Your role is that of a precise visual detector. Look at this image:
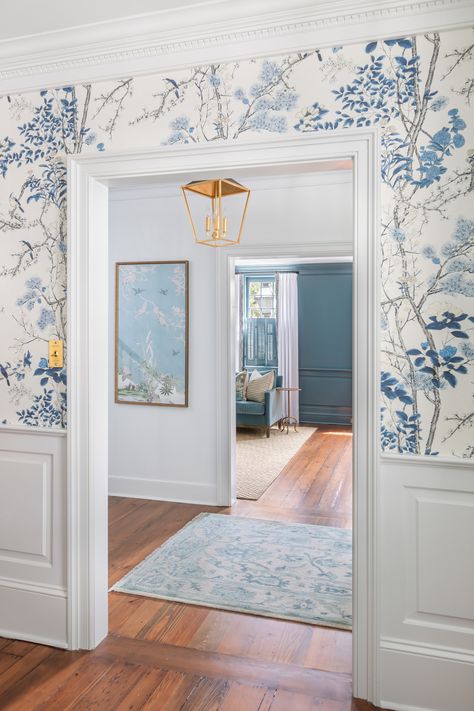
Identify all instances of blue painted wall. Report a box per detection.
[297,263,352,425]
[236,262,353,425]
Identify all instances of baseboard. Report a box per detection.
[0,627,68,649]
[300,415,352,426]
[0,579,67,648]
[109,475,219,505]
[379,644,474,711]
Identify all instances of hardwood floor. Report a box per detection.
[0,425,384,710]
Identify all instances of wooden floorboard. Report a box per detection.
[0,425,387,710]
[96,635,352,699]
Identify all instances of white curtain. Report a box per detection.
[276,272,299,421]
[235,273,244,372]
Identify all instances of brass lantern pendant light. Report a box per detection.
[181,178,250,247]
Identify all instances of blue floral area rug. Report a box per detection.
[111,513,352,629]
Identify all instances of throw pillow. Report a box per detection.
[249,369,261,382]
[235,371,249,400]
[246,370,274,403]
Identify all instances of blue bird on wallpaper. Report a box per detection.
[132,287,145,295]
[160,288,168,295]
[172,349,180,356]
[20,240,34,259]
[0,365,10,387]
[165,78,180,98]
[10,194,24,213]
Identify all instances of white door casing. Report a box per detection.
[67,129,380,702]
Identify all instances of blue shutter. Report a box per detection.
[244,318,277,369]
[257,319,266,362]
[246,318,258,366]
[242,275,278,371]
[267,318,278,368]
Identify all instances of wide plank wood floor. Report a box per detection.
[0,425,385,710]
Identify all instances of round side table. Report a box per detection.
[276,387,302,434]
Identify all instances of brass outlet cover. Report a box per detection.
[48,340,64,368]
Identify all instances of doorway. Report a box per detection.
[230,251,353,506]
[67,131,379,703]
[228,251,354,656]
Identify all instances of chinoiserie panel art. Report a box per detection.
[0,29,473,457]
[115,262,188,407]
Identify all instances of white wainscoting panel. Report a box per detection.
[0,426,67,647]
[379,455,474,711]
[0,452,52,563]
[416,494,474,622]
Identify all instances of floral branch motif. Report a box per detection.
[132,56,310,143]
[295,35,474,454]
[93,78,133,139]
[442,36,474,105]
[0,37,472,458]
[0,85,94,424]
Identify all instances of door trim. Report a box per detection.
[67,129,380,704]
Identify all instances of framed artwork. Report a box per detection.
[115,261,189,406]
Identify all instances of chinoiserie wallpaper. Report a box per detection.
[0,28,473,457]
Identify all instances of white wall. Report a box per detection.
[108,169,353,504]
[108,183,218,504]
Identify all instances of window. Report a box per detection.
[244,276,277,369]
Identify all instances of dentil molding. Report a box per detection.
[0,0,473,95]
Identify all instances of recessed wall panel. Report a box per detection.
[0,452,51,563]
[417,497,474,621]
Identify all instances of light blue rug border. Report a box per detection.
[111,512,352,630]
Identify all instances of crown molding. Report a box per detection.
[0,0,473,96]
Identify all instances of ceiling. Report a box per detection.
[0,0,226,41]
[0,0,387,44]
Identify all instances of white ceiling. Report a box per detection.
[1,0,399,44]
[0,0,226,41]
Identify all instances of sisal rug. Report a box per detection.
[112,513,352,629]
[236,426,316,500]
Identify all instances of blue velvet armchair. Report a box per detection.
[236,372,285,437]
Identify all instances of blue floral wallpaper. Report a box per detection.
[0,28,473,457]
